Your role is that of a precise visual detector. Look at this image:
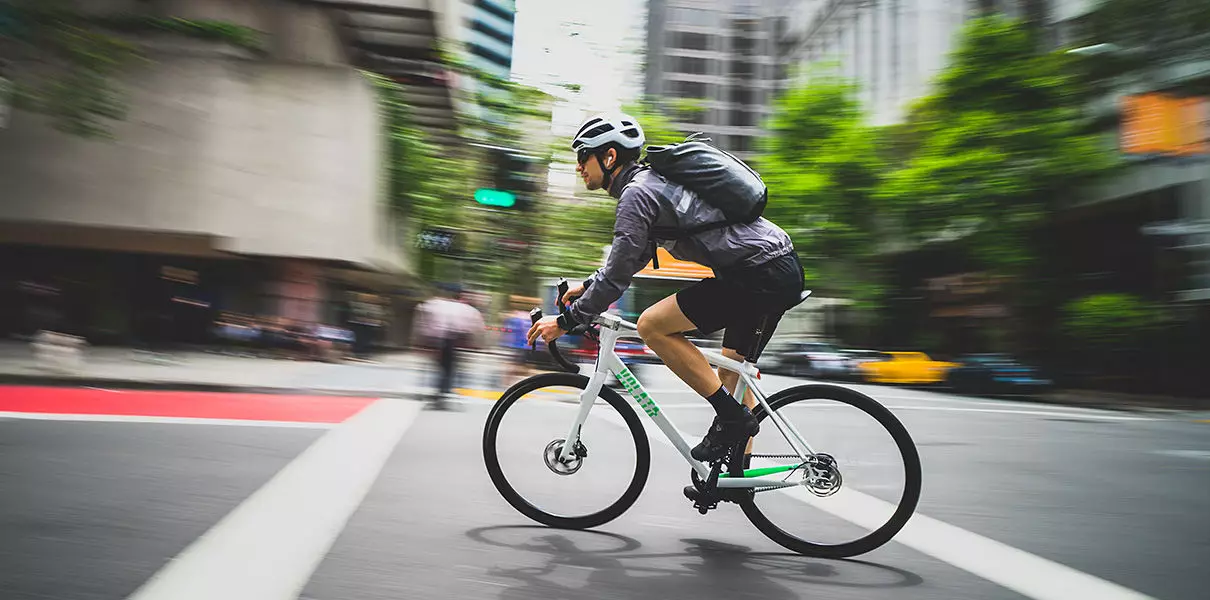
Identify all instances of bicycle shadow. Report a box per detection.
[465,525,923,599]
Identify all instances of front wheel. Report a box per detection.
[735,384,921,558]
[482,372,651,529]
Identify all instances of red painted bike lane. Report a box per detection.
[0,386,377,424]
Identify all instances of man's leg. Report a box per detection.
[635,295,722,397]
[718,347,757,459]
[637,294,758,461]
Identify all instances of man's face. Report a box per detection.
[575,148,616,191]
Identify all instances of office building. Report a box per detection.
[644,0,794,159]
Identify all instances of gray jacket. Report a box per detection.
[568,162,794,326]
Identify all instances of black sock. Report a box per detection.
[704,386,745,419]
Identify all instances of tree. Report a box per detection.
[757,76,892,313]
[879,15,1115,276]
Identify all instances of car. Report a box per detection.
[836,349,888,381]
[758,340,849,379]
[858,351,959,386]
[947,353,1053,397]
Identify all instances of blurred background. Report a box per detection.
[0,0,1207,402]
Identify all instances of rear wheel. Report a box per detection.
[734,384,921,558]
[483,373,650,529]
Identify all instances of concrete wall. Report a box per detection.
[0,2,407,273]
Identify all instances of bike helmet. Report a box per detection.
[571,112,645,153]
[571,112,645,189]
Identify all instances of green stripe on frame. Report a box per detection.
[718,463,803,478]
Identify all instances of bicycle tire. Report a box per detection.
[482,372,651,530]
[734,384,921,558]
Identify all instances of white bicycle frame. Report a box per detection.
[557,312,818,490]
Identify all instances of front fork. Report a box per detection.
[558,356,609,463]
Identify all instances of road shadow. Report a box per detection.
[465,525,923,599]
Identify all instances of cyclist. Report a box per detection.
[527,112,804,463]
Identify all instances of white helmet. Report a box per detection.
[571,112,645,153]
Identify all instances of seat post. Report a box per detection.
[745,314,770,364]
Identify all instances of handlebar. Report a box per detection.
[529,278,596,374]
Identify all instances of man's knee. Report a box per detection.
[636,295,696,342]
[635,311,660,341]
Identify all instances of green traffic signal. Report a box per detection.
[474,188,516,207]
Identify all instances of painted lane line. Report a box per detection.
[0,411,336,429]
[125,398,420,600]
[584,407,1157,600]
[653,403,1156,421]
[776,485,1156,600]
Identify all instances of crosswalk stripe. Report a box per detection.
[124,398,419,600]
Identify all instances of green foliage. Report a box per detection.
[1062,293,1162,349]
[1082,0,1210,60]
[879,15,1116,273]
[757,76,890,310]
[366,72,473,227]
[94,15,265,54]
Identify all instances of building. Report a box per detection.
[0,0,470,347]
[782,0,975,126]
[461,0,516,79]
[644,0,794,160]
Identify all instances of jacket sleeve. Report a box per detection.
[568,187,659,325]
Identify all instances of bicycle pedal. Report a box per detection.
[684,485,720,514]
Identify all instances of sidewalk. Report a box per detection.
[0,341,511,398]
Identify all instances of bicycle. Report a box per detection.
[483,279,922,558]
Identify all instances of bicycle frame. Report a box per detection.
[557,313,818,490]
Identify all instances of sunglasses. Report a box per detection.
[576,148,595,165]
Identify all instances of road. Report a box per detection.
[0,364,1207,600]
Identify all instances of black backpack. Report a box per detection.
[643,133,768,237]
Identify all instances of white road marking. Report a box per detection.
[1153,449,1210,460]
[653,403,1155,421]
[124,398,420,600]
[0,411,336,429]
[588,409,1158,600]
[777,485,1156,600]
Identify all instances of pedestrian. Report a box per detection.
[411,282,485,410]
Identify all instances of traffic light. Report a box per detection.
[477,147,540,210]
[474,188,516,207]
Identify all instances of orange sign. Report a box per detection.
[1120,94,1209,156]
[636,248,714,281]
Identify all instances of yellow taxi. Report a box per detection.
[858,351,959,385]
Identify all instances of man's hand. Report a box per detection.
[560,282,586,306]
[527,315,566,346]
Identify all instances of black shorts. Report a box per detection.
[675,251,804,358]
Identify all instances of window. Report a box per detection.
[473,0,514,24]
[732,36,755,55]
[731,61,756,77]
[731,110,759,127]
[469,18,513,46]
[672,32,710,50]
[672,56,709,75]
[734,136,753,152]
[669,6,715,27]
[730,87,754,105]
[674,80,708,99]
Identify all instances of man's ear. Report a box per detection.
[605,148,618,168]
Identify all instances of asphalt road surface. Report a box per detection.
[1,368,1207,600]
